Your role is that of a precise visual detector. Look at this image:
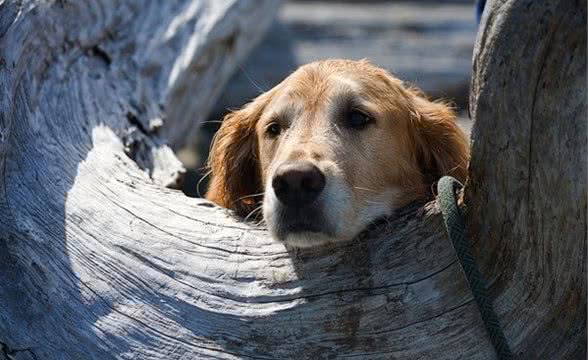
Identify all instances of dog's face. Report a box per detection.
[207,60,468,247]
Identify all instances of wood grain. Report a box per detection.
[466,0,587,358]
[0,0,584,359]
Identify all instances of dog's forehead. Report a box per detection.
[266,70,364,114]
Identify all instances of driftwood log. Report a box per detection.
[465,0,587,358]
[0,1,585,359]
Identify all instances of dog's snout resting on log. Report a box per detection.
[206,59,469,247]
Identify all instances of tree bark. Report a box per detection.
[466,0,587,358]
[0,1,584,360]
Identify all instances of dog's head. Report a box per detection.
[206,59,468,247]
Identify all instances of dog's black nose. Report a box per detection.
[272,161,326,206]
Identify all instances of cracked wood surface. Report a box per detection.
[0,0,585,359]
[466,0,587,359]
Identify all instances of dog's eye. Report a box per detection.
[346,110,373,129]
[265,122,282,137]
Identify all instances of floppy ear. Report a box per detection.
[410,90,470,187]
[206,95,269,217]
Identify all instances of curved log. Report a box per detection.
[0,0,584,359]
[466,0,587,358]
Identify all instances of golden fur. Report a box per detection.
[206,59,469,247]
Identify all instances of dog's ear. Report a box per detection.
[206,94,270,217]
[409,90,470,187]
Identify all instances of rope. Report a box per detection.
[437,176,514,360]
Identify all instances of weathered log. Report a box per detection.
[0,1,584,360]
[465,0,587,358]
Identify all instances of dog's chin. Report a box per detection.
[268,220,344,248]
[264,208,366,248]
[265,208,350,248]
[278,231,342,248]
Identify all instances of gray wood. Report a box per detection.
[0,0,584,359]
[466,0,587,358]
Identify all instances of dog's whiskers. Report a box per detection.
[196,169,212,197]
[243,204,264,222]
[354,186,378,193]
[233,192,265,203]
[239,64,266,94]
[200,120,223,125]
[252,217,266,228]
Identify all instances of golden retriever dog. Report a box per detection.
[206,59,469,247]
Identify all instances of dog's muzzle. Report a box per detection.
[272,161,326,206]
[269,161,331,239]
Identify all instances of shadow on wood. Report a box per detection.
[0,0,584,359]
